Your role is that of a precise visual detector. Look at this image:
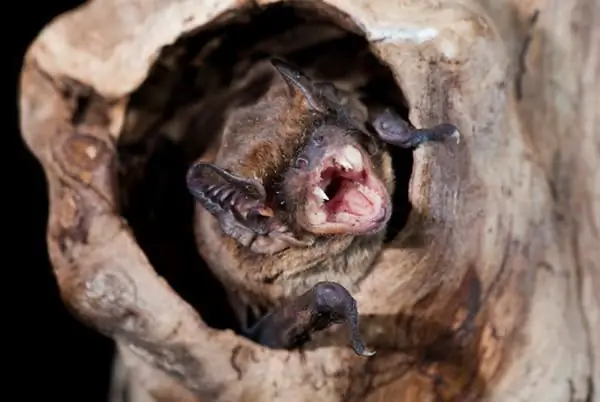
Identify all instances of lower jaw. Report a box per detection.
[306,208,390,236]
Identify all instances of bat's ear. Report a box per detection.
[186,162,267,214]
[270,57,328,113]
[186,162,273,233]
[187,161,314,254]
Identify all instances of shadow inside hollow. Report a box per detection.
[119,136,240,332]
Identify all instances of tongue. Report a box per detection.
[338,184,374,216]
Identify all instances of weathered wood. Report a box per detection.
[18,0,598,401]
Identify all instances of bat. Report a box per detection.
[186,57,458,354]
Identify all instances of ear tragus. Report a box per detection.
[270,57,328,113]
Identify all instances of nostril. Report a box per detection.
[313,134,325,145]
[295,157,309,169]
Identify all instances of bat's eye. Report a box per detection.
[312,134,324,145]
[363,137,379,155]
[295,157,308,169]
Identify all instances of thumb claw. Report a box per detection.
[351,341,376,357]
[350,333,376,357]
[449,128,461,144]
[358,348,376,357]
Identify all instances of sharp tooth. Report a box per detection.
[341,145,364,170]
[313,187,329,201]
[339,159,353,171]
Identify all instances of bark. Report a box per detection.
[18,0,598,401]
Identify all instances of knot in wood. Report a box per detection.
[60,131,112,174]
[77,268,141,333]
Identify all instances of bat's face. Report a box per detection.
[281,119,392,236]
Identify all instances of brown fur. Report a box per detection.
[191,60,395,327]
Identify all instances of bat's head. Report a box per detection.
[271,58,392,237]
[187,58,394,254]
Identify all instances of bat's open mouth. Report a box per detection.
[303,144,391,235]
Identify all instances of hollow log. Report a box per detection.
[18,0,598,401]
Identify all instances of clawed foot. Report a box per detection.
[245,281,374,357]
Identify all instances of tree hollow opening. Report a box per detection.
[117,3,414,334]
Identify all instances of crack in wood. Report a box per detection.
[515,9,541,100]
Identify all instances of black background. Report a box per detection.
[11,1,114,400]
